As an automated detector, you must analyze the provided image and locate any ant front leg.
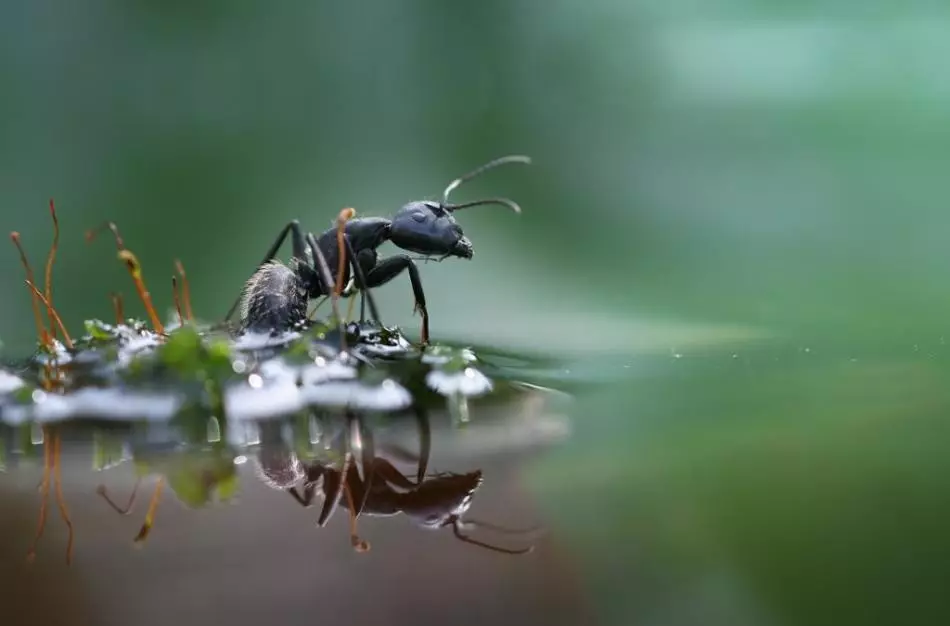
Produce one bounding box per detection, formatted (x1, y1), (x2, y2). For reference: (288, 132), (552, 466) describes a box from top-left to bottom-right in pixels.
(363, 255), (429, 345)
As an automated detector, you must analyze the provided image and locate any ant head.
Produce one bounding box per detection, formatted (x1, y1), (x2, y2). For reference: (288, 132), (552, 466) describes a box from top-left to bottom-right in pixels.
(390, 201), (473, 259)
(387, 155), (531, 260)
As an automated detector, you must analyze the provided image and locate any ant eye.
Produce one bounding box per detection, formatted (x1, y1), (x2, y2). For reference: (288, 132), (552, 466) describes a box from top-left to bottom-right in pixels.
(410, 211), (427, 223)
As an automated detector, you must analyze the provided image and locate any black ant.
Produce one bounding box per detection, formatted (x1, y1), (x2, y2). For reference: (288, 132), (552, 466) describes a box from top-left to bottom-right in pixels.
(268, 409), (537, 555)
(224, 155), (531, 344)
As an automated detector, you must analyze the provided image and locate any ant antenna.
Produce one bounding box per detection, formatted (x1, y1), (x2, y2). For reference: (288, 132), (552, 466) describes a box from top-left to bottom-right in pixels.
(441, 155), (531, 205)
(449, 518), (534, 555)
(443, 197), (522, 214)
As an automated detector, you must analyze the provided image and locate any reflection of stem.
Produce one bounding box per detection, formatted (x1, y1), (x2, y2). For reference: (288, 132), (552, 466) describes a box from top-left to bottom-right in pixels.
(52, 434), (74, 564)
(342, 477), (370, 553)
(26, 429), (52, 563)
(345, 295), (357, 323)
(134, 478), (165, 544)
(96, 478), (141, 515)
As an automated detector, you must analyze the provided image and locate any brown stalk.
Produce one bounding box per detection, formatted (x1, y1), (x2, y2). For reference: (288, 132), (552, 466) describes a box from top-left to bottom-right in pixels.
(44, 199), (61, 341)
(111, 292), (125, 325)
(24, 280), (74, 350)
(118, 250), (164, 334)
(86, 221), (164, 333)
(26, 428), (52, 563)
(334, 207), (355, 297)
(342, 476), (370, 553)
(52, 434), (74, 564)
(11, 232), (50, 346)
(171, 276), (184, 326)
(133, 478), (165, 544)
(174, 259), (195, 322)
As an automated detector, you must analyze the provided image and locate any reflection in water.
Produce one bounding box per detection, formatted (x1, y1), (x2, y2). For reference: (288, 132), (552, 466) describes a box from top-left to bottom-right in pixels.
(89, 409), (539, 556)
(0, 295), (565, 565)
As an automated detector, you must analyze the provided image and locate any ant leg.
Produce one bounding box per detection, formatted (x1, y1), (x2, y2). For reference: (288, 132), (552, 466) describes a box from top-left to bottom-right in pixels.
(363, 255), (429, 344)
(342, 236), (382, 325)
(224, 220), (311, 323)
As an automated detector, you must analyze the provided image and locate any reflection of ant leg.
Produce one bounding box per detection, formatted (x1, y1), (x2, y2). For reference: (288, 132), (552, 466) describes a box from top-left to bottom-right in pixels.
(96, 478), (142, 514)
(287, 464), (324, 507)
(287, 484), (316, 507)
(370, 458), (424, 490)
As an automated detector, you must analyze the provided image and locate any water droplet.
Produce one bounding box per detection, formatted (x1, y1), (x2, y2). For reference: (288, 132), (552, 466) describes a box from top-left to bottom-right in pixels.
(234, 455), (248, 465)
(30, 422), (44, 445)
(448, 391), (470, 426)
(248, 374), (263, 389)
(31, 389), (47, 403)
(207, 417), (222, 443)
(232, 360), (247, 374)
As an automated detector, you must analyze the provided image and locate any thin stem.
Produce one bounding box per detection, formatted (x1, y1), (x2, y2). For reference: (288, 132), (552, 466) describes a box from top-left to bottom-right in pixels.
(172, 276), (184, 326)
(342, 477), (370, 553)
(52, 433), (74, 565)
(44, 199), (61, 341)
(10, 232), (50, 346)
(24, 280), (73, 349)
(174, 259), (195, 322)
(334, 208), (355, 297)
(26, 428), (51, 563)
(111, 292), (125, 325)
(133, 477), (165, 544)
(118, 249), (165, 334)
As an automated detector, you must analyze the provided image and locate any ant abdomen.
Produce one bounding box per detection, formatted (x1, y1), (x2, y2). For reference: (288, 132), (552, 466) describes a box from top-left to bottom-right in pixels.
(240, 260), (309, 332)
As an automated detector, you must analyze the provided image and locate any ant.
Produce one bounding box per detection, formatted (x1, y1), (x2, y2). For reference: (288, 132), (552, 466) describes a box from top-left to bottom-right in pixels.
(271, 409), (537, 555)
(224, 155), (531, 344)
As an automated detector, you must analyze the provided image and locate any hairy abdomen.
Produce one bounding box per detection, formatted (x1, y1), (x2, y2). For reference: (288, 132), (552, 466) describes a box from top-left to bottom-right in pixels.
(240, 261), (308, 332)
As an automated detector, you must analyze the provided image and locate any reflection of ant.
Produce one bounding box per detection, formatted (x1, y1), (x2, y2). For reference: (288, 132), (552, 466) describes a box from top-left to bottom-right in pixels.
(273, 409), (538, 555)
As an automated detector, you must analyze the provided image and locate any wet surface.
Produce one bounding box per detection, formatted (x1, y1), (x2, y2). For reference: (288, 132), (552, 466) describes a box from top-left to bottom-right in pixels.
(0, 319), (584, 626)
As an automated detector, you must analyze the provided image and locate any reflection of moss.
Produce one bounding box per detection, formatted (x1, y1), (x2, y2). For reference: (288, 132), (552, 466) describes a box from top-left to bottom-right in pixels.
(92, 430), (126, 471)
(133, 447), (238, 508)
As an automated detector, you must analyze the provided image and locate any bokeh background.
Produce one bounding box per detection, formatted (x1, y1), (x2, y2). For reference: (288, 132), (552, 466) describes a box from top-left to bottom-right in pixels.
(3, 2), (950, 626)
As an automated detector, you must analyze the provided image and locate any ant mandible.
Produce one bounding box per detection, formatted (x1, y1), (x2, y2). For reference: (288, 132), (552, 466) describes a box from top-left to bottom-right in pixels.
(224, 155), (531, 344)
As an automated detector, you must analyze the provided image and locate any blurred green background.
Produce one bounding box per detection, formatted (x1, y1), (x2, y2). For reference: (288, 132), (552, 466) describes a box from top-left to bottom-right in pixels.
(3, 1), (950, 625)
